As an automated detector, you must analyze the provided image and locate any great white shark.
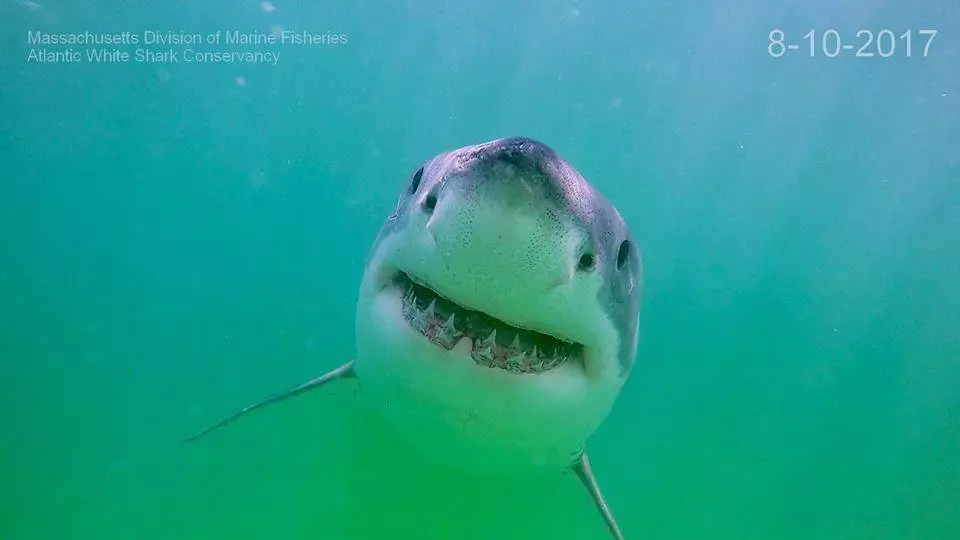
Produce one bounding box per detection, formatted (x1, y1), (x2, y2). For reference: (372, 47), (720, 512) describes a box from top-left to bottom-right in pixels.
(188, 136), (643, 539)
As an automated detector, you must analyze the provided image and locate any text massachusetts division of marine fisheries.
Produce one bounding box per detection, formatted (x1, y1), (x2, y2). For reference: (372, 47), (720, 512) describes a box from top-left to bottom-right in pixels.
(25, 30), (349, 66)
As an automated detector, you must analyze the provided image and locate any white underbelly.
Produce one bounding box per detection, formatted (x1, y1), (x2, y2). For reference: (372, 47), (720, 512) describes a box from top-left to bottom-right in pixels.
(353, 288), (619, 474)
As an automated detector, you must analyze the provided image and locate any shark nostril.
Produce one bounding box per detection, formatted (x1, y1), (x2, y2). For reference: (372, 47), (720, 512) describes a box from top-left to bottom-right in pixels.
(422, 192), (438, 213)
(577, 253), (596, 272)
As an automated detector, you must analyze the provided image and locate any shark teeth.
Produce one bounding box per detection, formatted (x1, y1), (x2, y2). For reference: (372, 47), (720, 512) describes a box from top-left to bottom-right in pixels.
(431, 313), (459, 349)
(479, 329), (497, 350)
(505, 351), (528, 373)
(410, 300), (430, 333)
(472, 340), (495, 366)
(395, 272), (583, 374)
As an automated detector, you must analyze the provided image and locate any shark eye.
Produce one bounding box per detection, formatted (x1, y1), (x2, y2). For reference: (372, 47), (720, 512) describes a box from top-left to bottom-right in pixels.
(409, 167), (424, 194)
(423, 192), (438, 213)
(616, 240), (631, 270)
(577, 252), (596, 272)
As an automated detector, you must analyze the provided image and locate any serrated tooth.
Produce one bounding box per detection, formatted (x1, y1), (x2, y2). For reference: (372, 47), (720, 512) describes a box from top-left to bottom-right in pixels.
(472, 344), (494, 366)
(506, 351), (526, 367)
(478, 329), (497, 350)
(433, 313), (458, 347)
(411, 304), (429, 332)
(402, 289), (416, 316)
(441, 313), (456, 332)
(508, 335), (521, 351)
(425, 299), (436, 319)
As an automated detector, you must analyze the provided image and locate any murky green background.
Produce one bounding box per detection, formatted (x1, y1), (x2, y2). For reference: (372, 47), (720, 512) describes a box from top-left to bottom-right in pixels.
(1, 1), (958, 539)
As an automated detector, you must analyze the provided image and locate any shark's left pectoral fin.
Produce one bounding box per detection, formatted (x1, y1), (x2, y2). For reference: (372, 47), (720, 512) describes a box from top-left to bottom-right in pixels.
(573, 451), (625, 540)
(186, 360), (357, 443)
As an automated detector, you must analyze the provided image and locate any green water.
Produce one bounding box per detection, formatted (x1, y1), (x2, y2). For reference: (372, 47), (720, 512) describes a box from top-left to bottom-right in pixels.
(1, 1), (958, 539)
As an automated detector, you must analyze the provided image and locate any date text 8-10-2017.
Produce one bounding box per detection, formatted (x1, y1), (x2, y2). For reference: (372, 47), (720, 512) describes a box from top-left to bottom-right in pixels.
(768, 29), (938, 58)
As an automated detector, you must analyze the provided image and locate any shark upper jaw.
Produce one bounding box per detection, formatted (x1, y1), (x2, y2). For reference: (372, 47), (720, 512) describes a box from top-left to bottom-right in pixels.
(374, 267), (589, 375)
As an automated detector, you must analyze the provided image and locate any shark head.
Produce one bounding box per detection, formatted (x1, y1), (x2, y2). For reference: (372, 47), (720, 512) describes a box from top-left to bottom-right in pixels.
(354, 137), (642, 473)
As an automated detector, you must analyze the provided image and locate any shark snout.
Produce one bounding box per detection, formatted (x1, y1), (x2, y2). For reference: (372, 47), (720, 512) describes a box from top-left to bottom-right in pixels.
(412, 138), (594, 288)
(416, 137), (570, 215)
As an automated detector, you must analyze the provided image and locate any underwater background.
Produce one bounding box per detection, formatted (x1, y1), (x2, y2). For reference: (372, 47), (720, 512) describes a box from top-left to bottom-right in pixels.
(1, 0), (958, 538)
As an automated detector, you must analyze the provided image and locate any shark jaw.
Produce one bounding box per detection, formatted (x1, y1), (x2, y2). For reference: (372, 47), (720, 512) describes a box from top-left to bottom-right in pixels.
(352, 254), (624, 474)
(391, 271), (586, 375)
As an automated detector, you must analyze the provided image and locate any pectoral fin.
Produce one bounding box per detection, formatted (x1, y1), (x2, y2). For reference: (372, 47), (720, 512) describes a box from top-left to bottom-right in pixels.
(186, 360), (357, 442)
(573, 451), (625, 540)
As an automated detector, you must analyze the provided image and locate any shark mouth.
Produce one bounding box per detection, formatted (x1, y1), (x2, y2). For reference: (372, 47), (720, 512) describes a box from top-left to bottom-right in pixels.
(393, 272), (583, 374)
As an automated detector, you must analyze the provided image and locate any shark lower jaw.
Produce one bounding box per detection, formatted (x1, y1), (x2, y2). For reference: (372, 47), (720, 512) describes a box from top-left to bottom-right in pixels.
(386, 271), (586, 375)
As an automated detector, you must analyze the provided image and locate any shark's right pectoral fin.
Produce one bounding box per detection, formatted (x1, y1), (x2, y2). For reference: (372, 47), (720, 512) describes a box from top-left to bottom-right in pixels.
(186, 360), (357, 443)
(573, 451), (625, 540)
